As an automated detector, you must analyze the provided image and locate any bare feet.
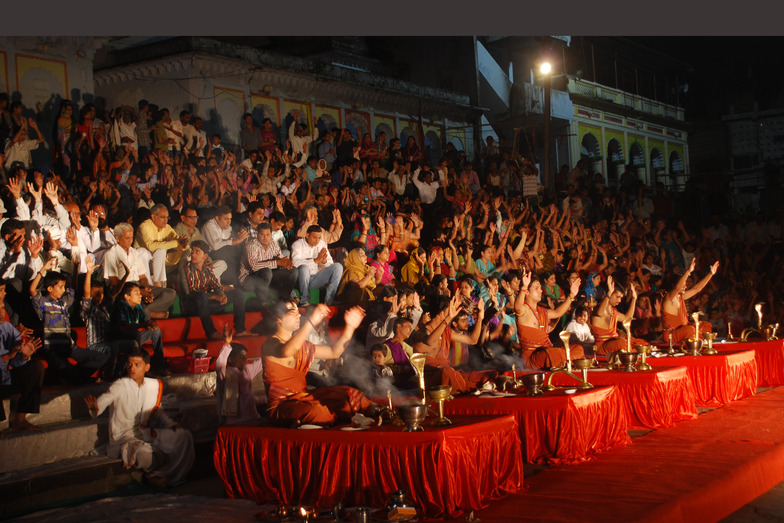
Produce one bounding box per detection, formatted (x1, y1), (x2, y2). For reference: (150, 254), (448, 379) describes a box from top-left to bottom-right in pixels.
(10, 417), (41, 432)
(149, 311), (169, 320)
(234, 330), (254, 337)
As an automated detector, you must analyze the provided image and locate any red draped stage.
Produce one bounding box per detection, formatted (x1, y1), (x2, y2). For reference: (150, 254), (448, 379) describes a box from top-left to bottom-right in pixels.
(648, 349), (757, 407)
(213, 415), (524, 519)
(547, 365), (698, 429)
(442, 386), (631, 464)
(716, 339), (784, 387)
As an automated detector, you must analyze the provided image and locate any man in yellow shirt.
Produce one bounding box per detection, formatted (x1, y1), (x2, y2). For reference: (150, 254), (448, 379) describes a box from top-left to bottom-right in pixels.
(134, 204), (188, 288)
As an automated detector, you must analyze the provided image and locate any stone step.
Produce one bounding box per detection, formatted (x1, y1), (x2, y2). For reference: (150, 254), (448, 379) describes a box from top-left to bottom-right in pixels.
(1, 370), (266, 430)
(0, 432), (219, 519)
(0, 396), (233, 474)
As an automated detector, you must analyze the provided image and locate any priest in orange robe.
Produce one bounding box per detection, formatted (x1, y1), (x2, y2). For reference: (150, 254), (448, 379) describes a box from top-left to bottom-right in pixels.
(662, 259), (718, 344)
(262, 301), (373, 426)
(591, 276), (647, 354)
(515, 268), (584, 369)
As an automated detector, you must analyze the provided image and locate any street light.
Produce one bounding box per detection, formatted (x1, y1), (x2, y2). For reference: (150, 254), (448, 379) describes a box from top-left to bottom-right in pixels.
(540, 62), (552, 196)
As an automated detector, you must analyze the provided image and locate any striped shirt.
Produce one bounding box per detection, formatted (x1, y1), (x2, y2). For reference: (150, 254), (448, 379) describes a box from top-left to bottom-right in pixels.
(80, 297), (111, 348)
(239, 239), (281, 285)
(184, 261), (222, 294)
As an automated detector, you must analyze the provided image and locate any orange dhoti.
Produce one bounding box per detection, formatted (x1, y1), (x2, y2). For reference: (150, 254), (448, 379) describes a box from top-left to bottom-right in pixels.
(270, 387), (371, 425)
(263, 340), (370, 426)
(593, 336), (650, 355)
(662, 295), (713, 344)
(517, 305), (584, 369)
(419, 327), (495, 393)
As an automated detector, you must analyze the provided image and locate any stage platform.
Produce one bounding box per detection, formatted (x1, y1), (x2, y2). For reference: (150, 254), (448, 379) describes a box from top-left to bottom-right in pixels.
(442, 385), (631, 464)
(716, 338), (784, 387)
(647, 348), (757, 407)
(438, 385), (784, 523)
(546, 364), (698, 429)
(213, 414), (523, 519)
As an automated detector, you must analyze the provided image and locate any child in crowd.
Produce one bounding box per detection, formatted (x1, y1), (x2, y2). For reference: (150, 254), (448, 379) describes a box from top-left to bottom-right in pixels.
(564, 305), (595, 353)
(215, 326), (264, 425)
(370, 344), (394, 380)
(30, 258), (108, 384)
(110, 282), (167, 376)
(80, 257), (137, 380)
(84, 347), (194, 488)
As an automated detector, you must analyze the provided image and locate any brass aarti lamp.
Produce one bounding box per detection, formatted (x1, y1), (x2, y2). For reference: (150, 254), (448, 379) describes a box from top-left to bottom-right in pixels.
(559, 331), (573, 373)
(702, 332), (718, 355)
(741, 303), (765, 341)
(622, 318), (633, 353)
(408, 353), (427, 404)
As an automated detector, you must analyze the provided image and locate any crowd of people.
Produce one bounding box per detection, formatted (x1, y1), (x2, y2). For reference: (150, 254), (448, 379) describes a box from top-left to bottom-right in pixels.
(1, 93), (782, 486)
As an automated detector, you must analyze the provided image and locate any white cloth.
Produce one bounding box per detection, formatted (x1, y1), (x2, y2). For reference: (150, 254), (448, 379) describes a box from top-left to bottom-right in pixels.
(91, 377), (194, 487)
(411, 171), (439, 204)
(103, 244), (150, 282)
(201, 219), (233, 251)
(565, 319), (595, 345)
(291, 237), (333, 274)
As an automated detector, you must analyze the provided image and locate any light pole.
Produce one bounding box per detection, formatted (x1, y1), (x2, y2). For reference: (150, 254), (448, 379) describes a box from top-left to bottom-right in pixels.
(540, 61), (552, 196)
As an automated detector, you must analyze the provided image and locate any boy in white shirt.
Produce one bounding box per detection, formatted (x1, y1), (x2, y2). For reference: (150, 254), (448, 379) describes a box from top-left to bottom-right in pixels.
(85, 347), (194, 487)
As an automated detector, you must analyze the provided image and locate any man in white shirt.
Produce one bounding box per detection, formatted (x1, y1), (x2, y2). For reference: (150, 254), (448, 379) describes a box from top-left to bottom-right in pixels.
(412, 168), (440, 205)
(77, 204), (116, 267)
(201, 206), (247, 286)
(103, 222), (175, 319)
(4, 117), (43, 169)
(291, 225), (343, 306)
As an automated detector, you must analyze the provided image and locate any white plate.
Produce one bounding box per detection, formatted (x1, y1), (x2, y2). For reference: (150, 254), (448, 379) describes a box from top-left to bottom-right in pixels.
(298, 424), (324, 430)
(341, 426), (369, 431)
(564, 389), (577, 394)
(588, 368), (610, 372)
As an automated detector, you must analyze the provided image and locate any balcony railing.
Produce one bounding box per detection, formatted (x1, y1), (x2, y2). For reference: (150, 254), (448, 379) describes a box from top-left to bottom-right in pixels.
(567, 77), (684, 121)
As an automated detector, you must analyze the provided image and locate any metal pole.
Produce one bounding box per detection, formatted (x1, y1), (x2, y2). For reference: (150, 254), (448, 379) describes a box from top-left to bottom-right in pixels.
(543, 75), (552, 196)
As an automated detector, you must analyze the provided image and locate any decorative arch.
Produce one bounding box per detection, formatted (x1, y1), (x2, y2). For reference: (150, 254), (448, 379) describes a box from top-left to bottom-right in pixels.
(581, 132), (600, 158)
(375, 122), (393, 142)
(606, 138), (624, 186)
(400, 126), (417, 145)
(669, 150), (684, 174)
(650, 147), (667, 186)
(315, 113), (339, 138)
(449, 136), (464, 151)
(629, 142), (645, 166)
(345, 114), (368, 141)
(607, 138), (624, 163)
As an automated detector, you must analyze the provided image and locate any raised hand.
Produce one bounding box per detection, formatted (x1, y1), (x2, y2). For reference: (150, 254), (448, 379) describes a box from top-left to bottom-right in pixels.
(19, 337), (41, 358)
(28, 235), (44, 259)
(521, 267), (531, 289)
(344, 306), (366, 330)
(44, 182), (59, 205)
(710, 261), (720, 275)
(569, 276), (581, 298)
(7, 177), (22, 199)
(606, 275), (615, 296)
(84, 394), (99, 415)
(310, 303), (331, 326)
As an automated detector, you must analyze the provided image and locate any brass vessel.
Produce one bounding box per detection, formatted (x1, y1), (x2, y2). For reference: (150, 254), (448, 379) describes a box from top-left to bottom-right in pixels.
(559, 331), (573, 373)
(397, 403), (428, 432)
(571, 358), (595, 389)
(701, 332), (718, 355)
(521, 372), (545, 396)
(682, 338), (703, 356)
(634, 344), (653, 370)
(618, 351), (639, 372)
(426, 385), (453, 426)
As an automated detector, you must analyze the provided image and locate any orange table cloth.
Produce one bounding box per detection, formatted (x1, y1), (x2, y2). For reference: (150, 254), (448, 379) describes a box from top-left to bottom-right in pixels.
(544, 365), (698, 429)
(213, 415), (523, 519)
(442, 386), (630, 465)
(715, 339), (784, 387)
(647, 349), (758, 407)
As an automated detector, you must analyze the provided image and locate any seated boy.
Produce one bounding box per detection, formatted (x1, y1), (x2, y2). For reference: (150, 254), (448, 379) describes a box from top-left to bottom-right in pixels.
(215, 326), (264, 425)
(370, 344), (394, 380)
(110, 282), (167, 375)
(84, 347), (195, 487)
(30, 258), (108, 384)
(80, 257), (138, 380)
